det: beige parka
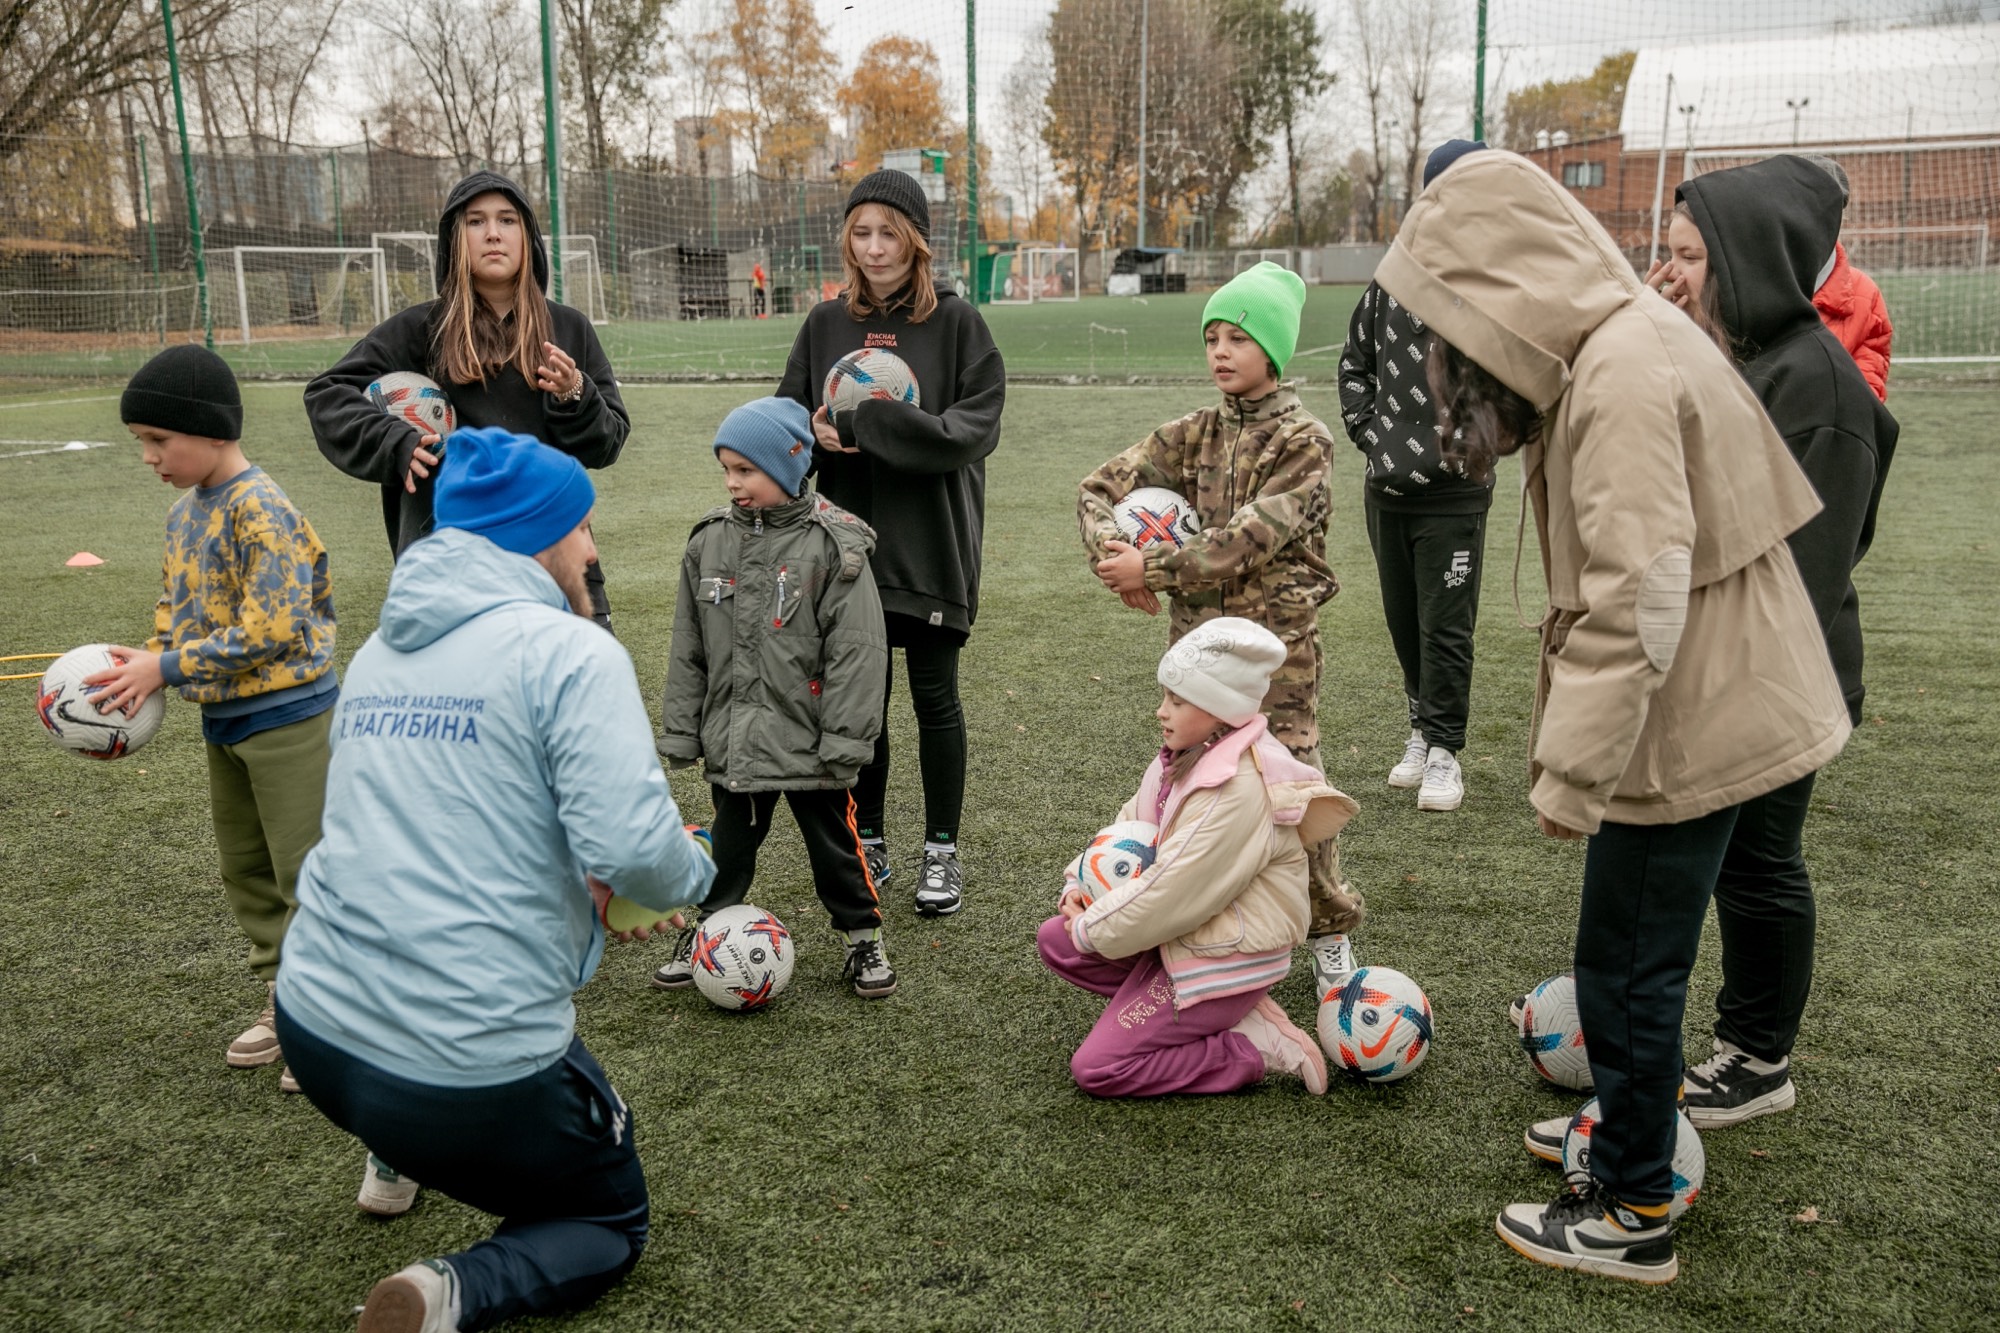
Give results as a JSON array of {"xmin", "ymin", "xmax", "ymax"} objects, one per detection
[{"xmin": 1375, "ymin": 152, "xmax": 1850, "ymax": 833}]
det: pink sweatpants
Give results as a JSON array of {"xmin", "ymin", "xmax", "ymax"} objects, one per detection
[{"xmin": 1036, "ymin": 915, "xmax": 1267, "ymax": 1097}]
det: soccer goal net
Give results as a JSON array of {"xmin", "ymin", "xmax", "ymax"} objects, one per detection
[
  {"xmin": 1022, "ymin": 247, "xmax": 1081, "ymax": 301},
  {"xmin": 221, "ymin": 247, "xmax": 386, "ymax": 346},
  {"xmin": 1234, "ymin": 249, "xmax": 1294, "ymax": 275}
]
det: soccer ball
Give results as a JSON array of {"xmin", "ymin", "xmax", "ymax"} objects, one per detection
[
  {"xmin": 367, "ymin": 371, "xmax": 456, "ymax": 447},
  {"xmin": 1563, "ymin": 1097, "xmax": 1706, "ymax": 1219},
  {"xmin": 1112, "ymin": 486, "xmax": 1200, "ymax": 550},
  {"xmin": 1519, "ymin": 972, "xmax": 1594, "ymax": 1091},
  {"xmin": 823, "ymin": 348, "xmax": 920, "ymax": 417},
  {"xmin": 1318, "ymin": 965, "xmax": 1434, "ymax": 1083},
  {"xmin": 690, "ymin": 905, "xmax": 794, "ymax": 1012},
  {"xmin": 1064, "ymin": 820, "xmax": 1158, "ymax": 906},
  {"xmin": 36, "ymin": 644, "xmax": 165, "ymax": 759}
]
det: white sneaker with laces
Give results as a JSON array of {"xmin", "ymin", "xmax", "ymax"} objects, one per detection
[
  {"xmin": 1417, "ymin": 747, "xmax": 1464, "ymax": 812},
  {"xmin": 356, "ymin": 1152, "xmax": 421, "ymax": 1217},
  {"xmin": 1307, "ymin": 933, "xmax": 1356, "ymax": 1000},
  {"xmin": 1387, "ymin": 729, "xmax": 1429, "ymax": 788},
  {"xmin": 358, "ymin": 1258, "xmax": 460, "ymax": 1333}
]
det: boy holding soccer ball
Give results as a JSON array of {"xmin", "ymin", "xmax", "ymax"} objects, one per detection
[
  {"xmin": 85, "ymin": 345, "xmax": 337, "ymax": 1094},
  {"xmin": 655, "ymin": 397, "xmax": 894, "ymax": 997},
  {"xmin": 1079, "ymin": 263, "xmax": 1362, "ymax": 993}
]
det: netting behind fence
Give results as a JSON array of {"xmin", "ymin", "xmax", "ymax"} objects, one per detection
[{"xmin": 3, "ymin": 2, "xmax": 1995, "ymax": 378}]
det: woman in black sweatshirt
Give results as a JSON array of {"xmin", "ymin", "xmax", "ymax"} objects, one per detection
[
  {"xmin": 777, "ymin": 170, "xmax": 1006, "ymax": 917},
  {"xmin": 305, "ymin": 172, "xmax": 628, "ymax": 625},
  {"xmin": 1662, "ymin": 155, "xmax": 1897, "ymax": 1129}
]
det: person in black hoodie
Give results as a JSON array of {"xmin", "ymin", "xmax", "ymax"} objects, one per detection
[
  {"xmin": 1665, "ymin": 154, "xmax": 1897, "ymax": 1128},
  {"xmin": 305, "ymin": 172, "xmax": 628, "ymax": 626},
  {"xmin": 1337, "ymin": 138, "xmax": 1492, "ymax": 814},
  {"xmin": 777, "ymin": 169, "xmax": 1005, "ymax": 917}
]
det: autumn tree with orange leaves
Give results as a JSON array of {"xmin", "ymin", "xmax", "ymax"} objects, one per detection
[
  {"xmin": 709, "ymin": 0, "xmax": 837, "ymax": 179},
  {"xmin": 835, "ymin": 36, "xmax": 948, "ymax": 177}
]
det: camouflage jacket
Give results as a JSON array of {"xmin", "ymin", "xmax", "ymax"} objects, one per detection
[{"xmin": 1078, "ymin": 386, "xmax": 1337, "ymax": 636}]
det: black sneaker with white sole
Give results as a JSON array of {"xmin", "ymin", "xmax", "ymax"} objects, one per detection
[
  {"xmin": 915, "ymin": 849, "xmax": 963, "ymax": 917},
  {"xmin": 1496, "ymin": 1174, "xmax": 1678, "ymax": 1284},
  {"xmin": 650, "ymin": 924, "xmax": 699, "ymax": 989},
  {"xmin": 843, "ymin": 931, "xmax": 898, "ymax": 998},
  {"xmin": 1682, "ymin": 1038, "xmax": 1796, "ymax": 1129}
]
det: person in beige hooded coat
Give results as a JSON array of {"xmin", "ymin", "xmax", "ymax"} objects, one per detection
[{"xmin": 1374, "ymin": 151, "xmax": 1850, "ymax": 1284}]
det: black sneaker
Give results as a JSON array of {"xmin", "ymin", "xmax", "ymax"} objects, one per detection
[
  {"xmin": 842, "ymin": 930, "xmax": 898, "ymax": 999},
  {"xmin": 650, "ymin": 925, "xmax": 699, "ymax": 989},
  {"xmin": 1682, "ymin": 1038, "xmax": 1796, "ymax": 1129},
  {"xmin": 1496, "ymin": 1174, "xmax": 1678, "ymax": 1284},
  {"xmin": 862, "ymin": 841, "xmax": 892, "ymax": 889},
  {"xmin": 915, "ymin": 849, "xmax": 963, "ymax": 917}
]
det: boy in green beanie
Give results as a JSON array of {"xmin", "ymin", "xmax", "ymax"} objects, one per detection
[{"xmin": 1078, "ymin": 262, "xmax": 1363, "ymax": 986}]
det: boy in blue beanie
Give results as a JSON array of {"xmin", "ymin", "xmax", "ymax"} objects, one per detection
[{"xmin": 656, "ymin": 398, "xmax": 895, "ymax": 997}]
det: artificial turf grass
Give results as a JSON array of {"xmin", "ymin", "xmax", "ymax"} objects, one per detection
[{"xmin": 1, "ymin": 383, "xmax": 1997, "ymax": 1330}]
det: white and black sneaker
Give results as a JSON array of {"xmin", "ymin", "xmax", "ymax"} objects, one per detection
[
  {"xmin": 1682, "ymin": 1038, "xmax": 1796, "ymax": 1129},
  {"xmin": 356, "ymin": 1152, "xmax": 421, "ymax": 1217},
  {"xmin": 1387, "ymin": 729, "xmax": 1429, "ymax": 788},
  {"xmin": 843, "ymin": 929, "xmax": 898, "ymax": 998},
  {"xmin": 914, "ymin": 848, "xmax": 963, "ymax": 917},
  {"xmin": 1523, "ymin": 1114, "xmax": 1568, "ymax": 1164},
  {"xmin": 1507, "ymin": 990, "xmax": 1531, "ymax": 1031},
  {"xmin": 1496, "ymin": 1174, "xmax": 1678, "ymax": 1284},
  {"xmin": 862, "ymin": 840, "xmax": 892, "ymax": 890},
  {"xmin": 1308, "ymin": 933, "xmax": 1356, "ymax": 999},
  {"xmin": 649, "ymin": 924, "xmax": 700, "ymax": 989}
]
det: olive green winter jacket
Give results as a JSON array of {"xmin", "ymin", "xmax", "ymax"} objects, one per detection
[{"xmin": 658, "ymin": 492, "xmax": 887, "ymax": 792}]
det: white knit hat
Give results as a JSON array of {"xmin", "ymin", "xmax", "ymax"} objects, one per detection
[{"xmin": 1156, "ymin": 617, "xmax": 1287, "ymax": 727}]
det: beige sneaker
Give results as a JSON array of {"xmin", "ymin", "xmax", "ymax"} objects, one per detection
[
  {"xmin": 357, "ymin": 1152, "xmax": 421, "ymax": 1217},
  {"xmin": 358, "ymin": 1259, "xmax": 458, "ymax": 1332},
  {"xmin": 226, "ymin": 982, "xmax": 282, "ymax": 1068},
  {"xmin": 1233, "ymin": 996, "xmax": 1329, "ymax": 1093},
  {"xmin": 278, "ymin": 1065, "xmax": 301, "ymax": 1095}
]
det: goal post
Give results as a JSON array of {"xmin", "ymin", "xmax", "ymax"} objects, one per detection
[
  {"xmin": 1023, "ymin": 247, "xmax": 1081, "ymax": 301},
  {"xmin": 228, "ymin": 247, "xmax": 386, "ymax": 345},
  {"xmin": 1234, "ymin": 248, "xmax": 1294, "ymax": 275}
]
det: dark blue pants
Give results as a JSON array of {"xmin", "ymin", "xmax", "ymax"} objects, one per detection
[
  {"xmin": 276, "ymin": 1005, "xmax": 649, "ymax": 1331},
  {"xmin": 1573, "ymin": 804, "xmax": 1738, "ymax": 1207},
  {"xmin": 1712, "ymin": 773, "xmax": 1818, "ymax": 1062}
]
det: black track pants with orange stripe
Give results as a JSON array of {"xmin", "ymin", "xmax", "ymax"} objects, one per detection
[{"xmin": 706, "ymin": 785, "xmax": 881, "ymax": 933}]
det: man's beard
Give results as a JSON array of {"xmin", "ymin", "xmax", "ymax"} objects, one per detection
[{"xmin": 556, "ymin": 564, "xmax": 592, "ymax": 618}]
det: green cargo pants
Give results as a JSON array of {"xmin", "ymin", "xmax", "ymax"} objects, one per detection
[{"xmin": 205, "ymin": 708, "xmax": 332, "ymax": 981}]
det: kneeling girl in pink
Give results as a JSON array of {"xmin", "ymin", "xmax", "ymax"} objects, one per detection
[{"xmin": 1037, "ymin": 617, "xmax": 1358, "ymax": 1097}]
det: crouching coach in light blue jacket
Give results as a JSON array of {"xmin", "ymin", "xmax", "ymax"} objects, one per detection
[{"xmin": 276, "ymin": 425, "xmax": 713, "ymax": 1333}]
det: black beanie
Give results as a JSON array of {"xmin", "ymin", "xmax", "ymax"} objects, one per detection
[
  {"xmin": 1423, "ymin": 138, "xmax": 1487, "ymax": 188},
  {"xmin": 845, "ymin": 169, "xmax": 931, "ymax": 240},
  {"xmin": 121, "ymin": 344, "xmax": 243, "ymax": 440}
]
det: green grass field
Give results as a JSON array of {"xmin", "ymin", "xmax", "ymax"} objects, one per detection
[{"xmin": 2, "ymin": 374, "xmax": 1997, "ymax": 1331}]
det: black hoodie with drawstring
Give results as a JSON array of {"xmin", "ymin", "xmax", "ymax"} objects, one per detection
[
  {"xmin": 305, "ymin": 172, "xmax": 628, "ymax": 617},
  {"xmin": 1678, "ymin": 156, "xmax": 1897, "ymax": 725}
]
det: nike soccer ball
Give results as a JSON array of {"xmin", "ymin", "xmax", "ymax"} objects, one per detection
[
  {"xmin": 1318, "ymin": 965, "xmax": 1434, "ymax": 1083},
  {"xmin": 1112, "ymin": 486, "xmax": 1200, "ymax": 550},
  {"xmin": 367, "ymin": 371, "xmax": 456, "ymax": 446},
  {"xmin": 1519, "ymin": 972, "xmax": 1594, "ymax": 1091},
  {"xmin": 690, "ymin": 905, "xmax": 794, "ymax": 1012},
  {"xmin": 36, "ymin": 644, "xmax": 165, "ymax": 759},
  {"xmin": 823, "ymin": 348, "xmax": 920, "ymax": 417},
  {"xmin": 1064, "ymin": 820, "xmax": 1158, "ymax": 906},
  {"xmin": 1563, "ymin": 1097, "xmax": 1706, "ymax": 1219}
]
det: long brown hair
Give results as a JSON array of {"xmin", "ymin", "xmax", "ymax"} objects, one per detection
[
  {"xmin": 1671, "ymin": 200, "xmax": 1735, "ymax": 361},
  {"xmin": 1426, "ymin": 336, "xmax": 1543, "ymax": 485},
  {"xmin": 432, "ymin": 197, "xmax": 554, "ymax": 387},
  {"xmin": 839, "ymin": 204, "xmax": 938, "ymax": 323}
]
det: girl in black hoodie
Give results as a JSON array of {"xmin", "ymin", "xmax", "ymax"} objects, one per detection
[
  {"xmin": 777, "ymin": 170, "xmax": 1006, "ymax": 917},
  {"xmin": 1661, "ymin": 155, "xmax": 1897, "ymax": 1129},
  {"xmin": 305, "ymin": 172, "xmax": 628, "ymax": 625}
]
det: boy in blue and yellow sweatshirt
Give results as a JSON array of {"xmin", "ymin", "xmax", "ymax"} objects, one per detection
[{"xmin": 88, "ymin": 345, "xmax": 337, "ymax": 1093}]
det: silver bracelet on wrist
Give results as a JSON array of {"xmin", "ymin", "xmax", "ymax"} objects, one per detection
[{"xmin": 558, "ymin": 373, "xmax": 585, "ymax": 404}]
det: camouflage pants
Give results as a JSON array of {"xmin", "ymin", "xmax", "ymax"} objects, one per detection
[{"xmin": 1167, "ymin": 605, "xmax": 1364, "ymax": 937}]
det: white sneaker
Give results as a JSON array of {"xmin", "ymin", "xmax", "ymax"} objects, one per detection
[
  {"xmin": 358, "ymin": 1259, "xmax": 460, "ymax": 1333},
  {"xmin": 356, "ymin": 1152, "xmax": 421, "ymax": 1217},
  {"xmin": 1387, "ymin": 729, "xmax": 1429, "ymax": 788},
  {"xmin": 1232, "ymin": 997, "xmax": 1329, "ymax": 1093},
  {"xmin": 1417, "ymin": 747, "xmax": 1464, "ymax": 812},
  {"xmin": 1308, "ymin": 933, "xmax": 1356, "ymax": 1000}
]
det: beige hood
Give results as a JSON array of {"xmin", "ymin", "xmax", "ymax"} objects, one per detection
[{"xmin": 1375, "ymin": 152, "xmax": 1637, "ymax": 413}]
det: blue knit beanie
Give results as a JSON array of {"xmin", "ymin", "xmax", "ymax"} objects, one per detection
[
  {"xmin": 1423, "ymin": 139, "xmax": 1487, "ymax": 188},
  {"xmin": 433, "ymin": 425, "xmax": 595, "ymax": 555},
  {"xmin": 714, "ymin": 397, "xmax": 816, "ymax": 498}
]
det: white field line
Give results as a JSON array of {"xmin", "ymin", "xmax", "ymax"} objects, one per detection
[
  {"xmin": 0, "ymin": 394, "xmax": 119, "ymax": 411},
  {"xmin": 0, "ymin": 440, "xmax": 115, "ymax": 459}
]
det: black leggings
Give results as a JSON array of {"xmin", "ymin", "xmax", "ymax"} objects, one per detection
[
  {"xmin": 1711, "ymin": 772, "xmax": 1817, "ymax": 1062},
  {"xmin": 854, "ymin": 615, "xmax": 965, "ymax": 845}
]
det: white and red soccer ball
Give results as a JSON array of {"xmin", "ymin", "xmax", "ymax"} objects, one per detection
[
  {"xmin": 1318, "ymin": 965, "xmax": 1433, "ymax": 1084},
  {"xmin": 1064, "ymin": 820, "xmax": 1157, "ymax": 907},
  {"xmin": 689, "ymin": 905, "xmax": 794, "ymax": 1011},
  {"xmin": 1112, "ymin": 486, "xmax": 1200, "ymax": 551},
  {"xmin": 1518, "ymin": 972, "xmax": 1594, "ymax": 1091},
  {"xmin": 367, "ymin": 371, "xmax": 456, "ymax": 445},
  {"xmin": 823, "ymin": 348, "xmax": 920, "ymax": 418},
  {"xmin": 35, "ymin": 644, "xmax": 164, "ymax": 760}
]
